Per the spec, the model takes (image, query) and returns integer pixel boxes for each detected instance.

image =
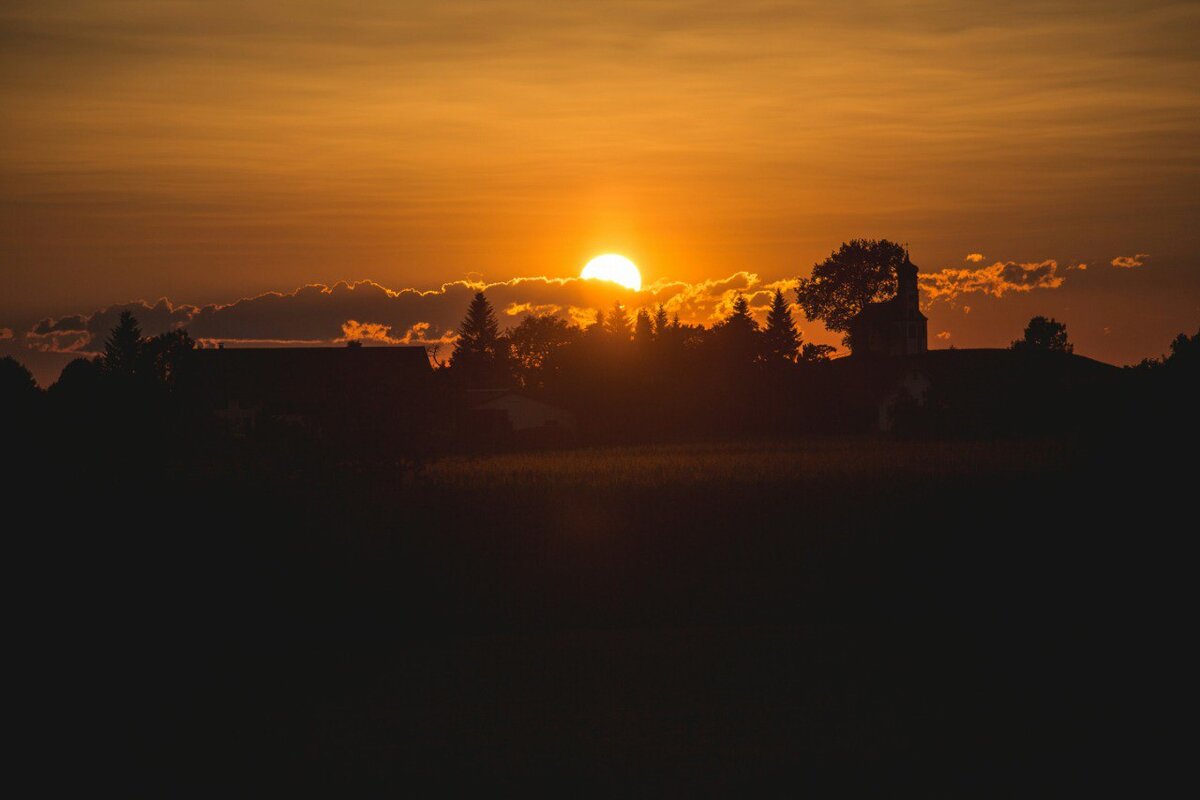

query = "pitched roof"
[192,345,432,410]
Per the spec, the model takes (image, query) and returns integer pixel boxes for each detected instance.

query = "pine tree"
[652,304,670,337]
[451,291,507,383]
[634,309,654,346]
[603,301,632,341]
[723,294,757,335]
[103,310,144,378]
[714,293,759,364]
[762,288,800,363]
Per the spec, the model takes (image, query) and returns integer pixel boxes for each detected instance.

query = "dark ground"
[17,431,1196,795]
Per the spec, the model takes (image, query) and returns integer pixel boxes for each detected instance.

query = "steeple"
[897,247,918,301]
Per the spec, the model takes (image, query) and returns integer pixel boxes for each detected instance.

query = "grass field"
[31,433,1188,793]
[411,437,1073,488]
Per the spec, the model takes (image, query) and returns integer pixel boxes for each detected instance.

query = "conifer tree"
[714,293,760,364]
[652,304,670,337]
[723,294,757,335]
[451,291,507,383]
[103,310,144,378]
[634,308,654,346]
[762,288,800,362]
[603,301,632,341]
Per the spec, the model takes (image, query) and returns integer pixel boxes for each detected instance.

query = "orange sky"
[2,1,1198,383]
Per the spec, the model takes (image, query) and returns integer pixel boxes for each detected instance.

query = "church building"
[848,251,928,357]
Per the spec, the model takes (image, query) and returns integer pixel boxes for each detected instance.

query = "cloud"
[24,273,816,357]
[26,298,197,354]
[1111,254,1149,269]
[936,331,952,340]
[0,328,12,341]
[920,260,1065,303]
[965,253,985,263]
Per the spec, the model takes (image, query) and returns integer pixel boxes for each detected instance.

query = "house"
[463,389,577,446]
[192,345,433,447]
[823,348,1120,434]
[848,251,928,357]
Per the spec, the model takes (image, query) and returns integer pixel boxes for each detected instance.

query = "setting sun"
[581,254,642,291]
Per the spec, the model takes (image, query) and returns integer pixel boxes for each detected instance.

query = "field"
[30,434,1188,793]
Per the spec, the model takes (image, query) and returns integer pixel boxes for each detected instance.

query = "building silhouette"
[848,251,928,357]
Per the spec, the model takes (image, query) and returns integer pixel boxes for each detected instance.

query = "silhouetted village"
[5,240,1198,793]
[4,240,1196,461]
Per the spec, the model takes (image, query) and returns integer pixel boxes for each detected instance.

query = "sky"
[2,0,1198,384]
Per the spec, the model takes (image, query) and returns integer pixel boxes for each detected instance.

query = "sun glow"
[581,254,642,291]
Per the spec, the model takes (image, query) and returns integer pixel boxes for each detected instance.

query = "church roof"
[850,295,926,326]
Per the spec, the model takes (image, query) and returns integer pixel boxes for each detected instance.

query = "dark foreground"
[19,435,1195,794]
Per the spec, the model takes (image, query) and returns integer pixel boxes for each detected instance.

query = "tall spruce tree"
[603,301,632,341]
[451,291,506,382]
[762,288,800,362]
[633,309,654,346]
[103,310,144,378]
[652,304,670,337]
[714,293,760,364]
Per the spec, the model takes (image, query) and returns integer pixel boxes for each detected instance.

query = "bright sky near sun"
[1,1,1198,384]
[582,255,642,291]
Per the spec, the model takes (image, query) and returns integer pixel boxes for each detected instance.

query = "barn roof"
[192,345,432,411]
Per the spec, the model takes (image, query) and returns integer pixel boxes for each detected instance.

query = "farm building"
[822,348,1121,435]
[191,345,434,448]
[463,389,577,446]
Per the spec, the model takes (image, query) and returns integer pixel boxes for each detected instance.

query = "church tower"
[896,248,928,355]
[848,246,928,357]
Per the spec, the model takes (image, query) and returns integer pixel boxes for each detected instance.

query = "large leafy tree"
[508,314,581,388]
[795,239,907,341]
[0,356,40,408]
[142,329,196,387]
[762,288,800,363]
[1011,316,1072,353]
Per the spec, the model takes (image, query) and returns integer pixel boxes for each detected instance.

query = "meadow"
[33,432,1186,793]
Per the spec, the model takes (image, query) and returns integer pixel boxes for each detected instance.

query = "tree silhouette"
[652,305,670,337]
[104,310,144,378]
[712,293,760,365]
[800,342,835,363]
[50,356,103,400]
[0,356,39,408]
[603,302,632,341]
[1011,316,1072,353]
[508,314,581,388]
[451,291,508,383]
[633,309,654,347]
[795,239,906,342]
[142,329,196,387]
[1165,329,1199,369]
[762,288,800,363]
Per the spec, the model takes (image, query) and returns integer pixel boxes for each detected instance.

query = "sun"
[581,254,642,291]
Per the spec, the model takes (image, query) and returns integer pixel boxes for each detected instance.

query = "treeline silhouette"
[3,293,1199,456]
[444,288,838,442]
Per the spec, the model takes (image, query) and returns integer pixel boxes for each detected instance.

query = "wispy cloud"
[920,260,1066,303]
[1111,254,1149,269]
[965,253,985,263]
